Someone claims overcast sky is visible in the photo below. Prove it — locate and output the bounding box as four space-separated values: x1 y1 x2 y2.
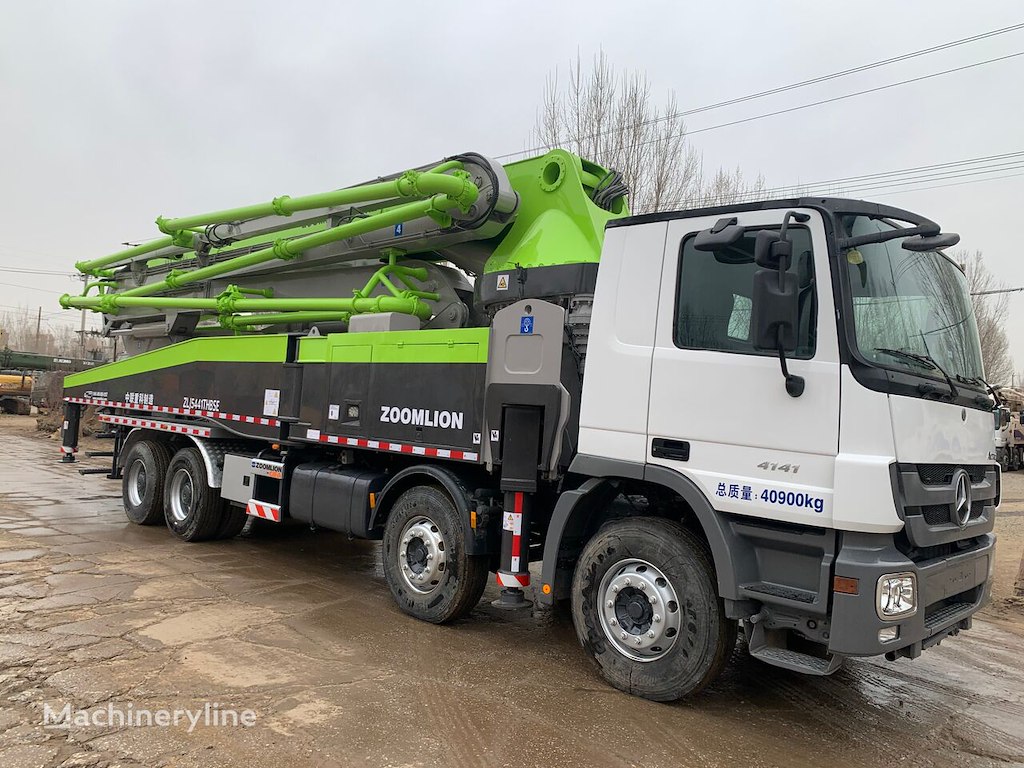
2 1 1023 372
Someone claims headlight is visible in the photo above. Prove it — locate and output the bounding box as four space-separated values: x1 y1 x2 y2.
876 572 917 620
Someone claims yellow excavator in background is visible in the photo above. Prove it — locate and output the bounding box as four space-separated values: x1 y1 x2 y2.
0 371 33 414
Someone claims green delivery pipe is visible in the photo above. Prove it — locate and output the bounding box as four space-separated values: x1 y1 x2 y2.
74 164 474 275
74 235 176 274
154 169 477 234
218 312 351 329
61 293 433 320
116 192 467 299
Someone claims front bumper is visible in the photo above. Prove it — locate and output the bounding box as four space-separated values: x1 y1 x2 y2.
828 531 994 657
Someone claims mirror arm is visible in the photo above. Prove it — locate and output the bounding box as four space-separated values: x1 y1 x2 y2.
777 333 805 398
776 211 810 290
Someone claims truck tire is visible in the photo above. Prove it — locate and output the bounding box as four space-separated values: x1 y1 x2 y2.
122 440 172 525
163 447 225 542
215 505 249 540
382 485 488 624
571 517 736 701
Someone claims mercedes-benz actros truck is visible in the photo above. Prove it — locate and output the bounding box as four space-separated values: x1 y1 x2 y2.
58 149 997 700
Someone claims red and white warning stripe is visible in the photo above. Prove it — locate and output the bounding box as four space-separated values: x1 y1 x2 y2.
245 500 281 522
97 413 211 437
496 571 530 587
496 491 529 586
509 491 524 572
64 396 278 427
309 430 479 463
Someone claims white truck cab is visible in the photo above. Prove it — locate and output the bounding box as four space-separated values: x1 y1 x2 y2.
563 198 996 683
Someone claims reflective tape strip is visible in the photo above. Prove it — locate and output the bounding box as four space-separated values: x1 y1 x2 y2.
314 432 479 463
97 413 211 437
245 500 281 522
496 571 530 587
63 396 278 427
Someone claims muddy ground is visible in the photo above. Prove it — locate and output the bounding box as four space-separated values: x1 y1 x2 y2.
0 413 1022 768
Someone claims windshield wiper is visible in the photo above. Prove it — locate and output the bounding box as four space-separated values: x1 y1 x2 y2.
874 348 936 369
957 373 1000 407
873 348 959 399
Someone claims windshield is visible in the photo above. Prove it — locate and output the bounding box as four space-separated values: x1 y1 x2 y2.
841 216 984 383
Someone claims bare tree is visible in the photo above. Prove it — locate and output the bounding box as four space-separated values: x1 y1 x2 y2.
0 307 107 359
960 250 1014 384
531 52 764 214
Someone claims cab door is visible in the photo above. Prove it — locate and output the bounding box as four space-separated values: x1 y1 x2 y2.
647 208 840 528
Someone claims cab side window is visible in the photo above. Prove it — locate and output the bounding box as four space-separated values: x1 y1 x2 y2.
674 228 816 358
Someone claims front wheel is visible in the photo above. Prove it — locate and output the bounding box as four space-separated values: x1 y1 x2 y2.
571 517 736 701
382 485 488 624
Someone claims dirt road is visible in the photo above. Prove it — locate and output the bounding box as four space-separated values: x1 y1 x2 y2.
0 424 1022 767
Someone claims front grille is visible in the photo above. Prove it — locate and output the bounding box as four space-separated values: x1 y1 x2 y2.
917 464 989 485
916 464 988 485
922 504 950 525
921 500 987 526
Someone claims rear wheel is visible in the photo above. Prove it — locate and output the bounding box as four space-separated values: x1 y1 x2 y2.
163 447 225 542
571 517 736 701
382 485 488 624
122 440 172 525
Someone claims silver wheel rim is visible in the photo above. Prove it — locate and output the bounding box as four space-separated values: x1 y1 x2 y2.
168 468 194 523
598 558 682 662
398 515 447 595
126 458 147 507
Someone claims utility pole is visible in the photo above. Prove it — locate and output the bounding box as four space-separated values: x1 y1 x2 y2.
34 307 41 353
79 275 87 358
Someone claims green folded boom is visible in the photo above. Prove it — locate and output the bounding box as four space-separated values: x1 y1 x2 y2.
59 150 628 352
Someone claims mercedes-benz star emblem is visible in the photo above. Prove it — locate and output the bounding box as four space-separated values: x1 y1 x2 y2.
951 469 972 528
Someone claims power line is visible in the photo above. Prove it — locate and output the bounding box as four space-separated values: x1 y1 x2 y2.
0 266 77 276
733 150 1024 200
870 170 1024 198
800 166 1024 200
659 148 1024 209
813 161 1024 195
0 305 67 318
718 158 1024 206
504 50 1024 180
972 287 1024 296
679 51 1024 141
497 22 1024 160
0 280 70 295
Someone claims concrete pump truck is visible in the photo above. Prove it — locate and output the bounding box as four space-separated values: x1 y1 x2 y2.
58 149 997 700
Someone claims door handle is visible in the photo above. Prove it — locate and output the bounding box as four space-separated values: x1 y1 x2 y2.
652 438 690 461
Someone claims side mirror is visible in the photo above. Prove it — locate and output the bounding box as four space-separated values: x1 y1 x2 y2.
750 211 810 398
751 267 799 353
754 229 793 269
694 217 744 252
902 233 960 251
